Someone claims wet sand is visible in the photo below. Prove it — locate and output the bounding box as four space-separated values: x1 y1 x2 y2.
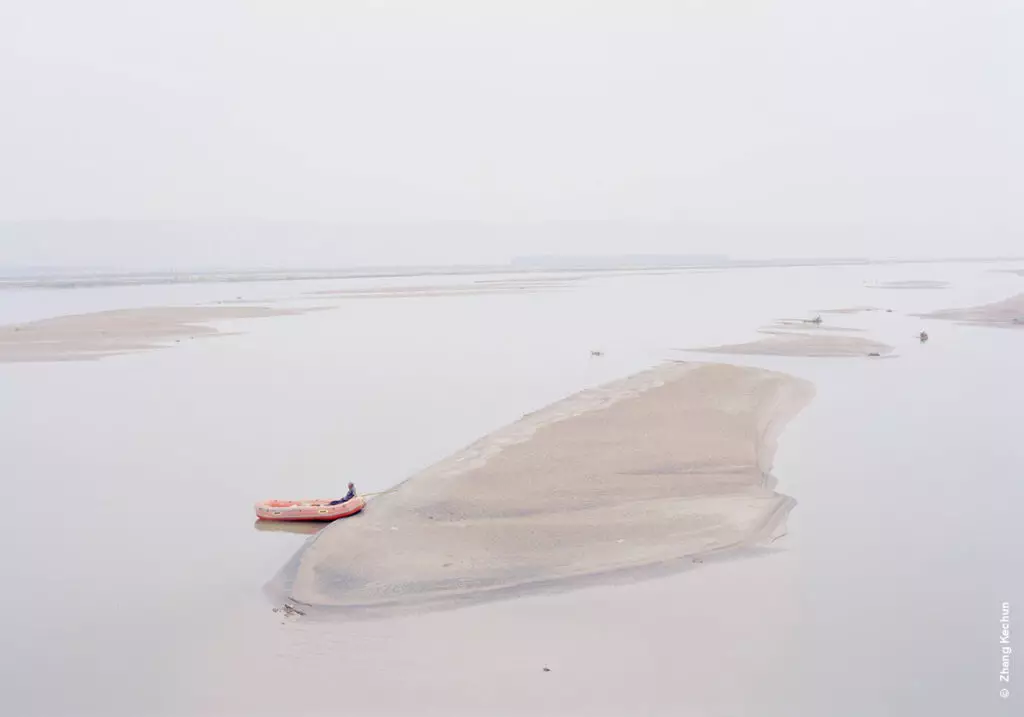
288 362 814 614
818 306 881 314
918 291 1024 328
767 320 865 332
0 306 314 362
869 280 951 290
689 332 894 358
310 282 564 298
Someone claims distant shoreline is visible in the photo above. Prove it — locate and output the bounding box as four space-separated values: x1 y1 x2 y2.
2 255 1021 290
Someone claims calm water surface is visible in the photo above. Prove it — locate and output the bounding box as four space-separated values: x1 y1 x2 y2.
1 262 1021 716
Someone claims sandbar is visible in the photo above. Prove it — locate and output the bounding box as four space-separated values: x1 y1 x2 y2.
310 283 563 298
286 362 814 614
0 306 312 363
918 292 1024 328
818 306 881 315
690 332 893 358
869 280 950 290
767 320 864 333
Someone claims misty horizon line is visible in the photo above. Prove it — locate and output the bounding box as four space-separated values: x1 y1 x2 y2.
2 254 1022 291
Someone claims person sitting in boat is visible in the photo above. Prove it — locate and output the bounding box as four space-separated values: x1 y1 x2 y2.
329 482 357 505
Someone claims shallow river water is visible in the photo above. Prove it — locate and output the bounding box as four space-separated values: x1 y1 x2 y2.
1 261 1021 716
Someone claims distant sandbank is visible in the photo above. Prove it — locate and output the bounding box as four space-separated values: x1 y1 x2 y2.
919 292 1024 328
0 306 313 363
819 306 882 315
690 332 894 358
869 280 950 290
309 281 563 299
767 319 864 333
286 362 814 614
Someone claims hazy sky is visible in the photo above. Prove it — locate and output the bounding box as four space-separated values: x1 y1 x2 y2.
1 1 1021 267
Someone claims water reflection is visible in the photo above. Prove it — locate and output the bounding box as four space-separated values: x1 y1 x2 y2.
252 519 327 536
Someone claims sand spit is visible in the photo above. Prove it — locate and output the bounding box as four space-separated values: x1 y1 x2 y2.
690 333 893 358
472 274 591 286
767 320 864 333
0 306 311 363
869 280 950 290
918 292 1024 328
819 306 881 315
311 282 563 298
287 362 814 614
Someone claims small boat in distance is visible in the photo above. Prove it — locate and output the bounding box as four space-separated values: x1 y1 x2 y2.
255 496 366 522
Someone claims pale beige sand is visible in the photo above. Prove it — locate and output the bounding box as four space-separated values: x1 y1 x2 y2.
869 280 950 290
918 292 1024 328
819 306 881 314
690 332 894 357
311 282 563 298
287 362 814 613
767 320 864 332
473 275 590 285
0 306 311 363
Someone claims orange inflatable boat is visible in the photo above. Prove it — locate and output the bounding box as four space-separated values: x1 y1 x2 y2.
254 496 366 522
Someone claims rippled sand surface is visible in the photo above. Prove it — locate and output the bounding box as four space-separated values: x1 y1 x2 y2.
291 362 813 613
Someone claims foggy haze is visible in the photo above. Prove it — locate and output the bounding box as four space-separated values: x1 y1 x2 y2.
1 1 1022 269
